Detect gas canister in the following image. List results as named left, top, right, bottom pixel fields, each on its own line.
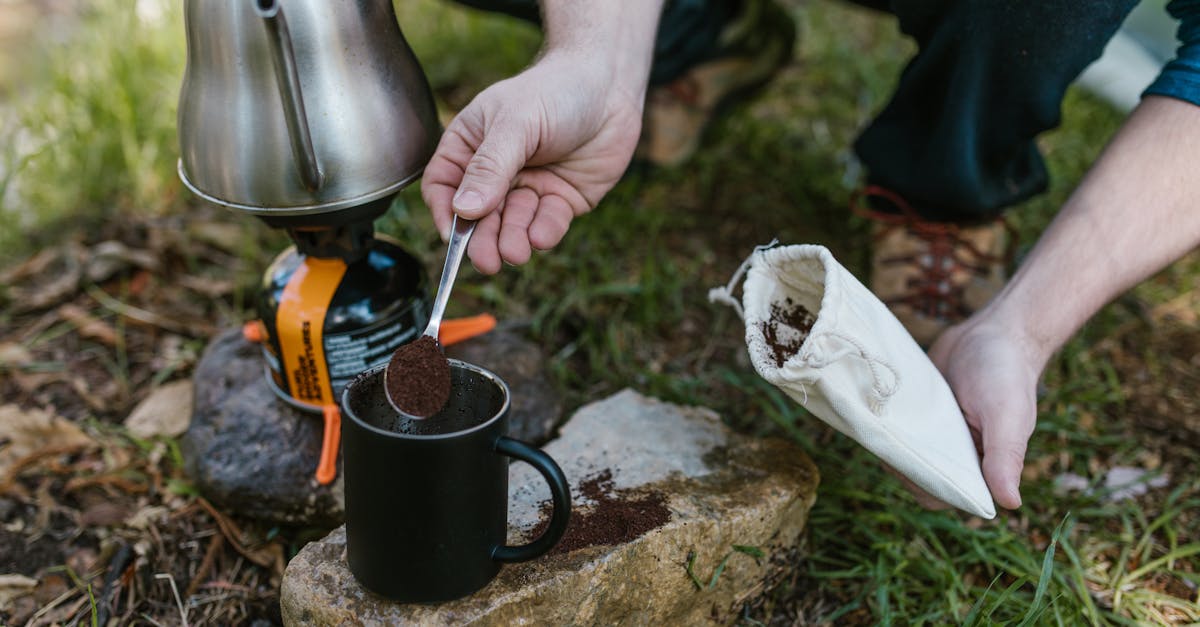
left=257, top=225, right=431, bottom=412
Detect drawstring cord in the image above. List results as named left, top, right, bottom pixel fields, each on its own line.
left=800, top=330, right=900, bottom=414
left=707, top=239, right=779, bottom=319
left=709, top=240, right=900, bottom=414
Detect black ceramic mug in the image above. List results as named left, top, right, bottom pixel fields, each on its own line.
left=340, top=359, right=571, bottom=602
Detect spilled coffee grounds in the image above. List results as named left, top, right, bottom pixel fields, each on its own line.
left=760, top=297, right=815, bottom=367
left=531, top=469, right=671, bottom=554
left=384, top=335, right=451, bottom=417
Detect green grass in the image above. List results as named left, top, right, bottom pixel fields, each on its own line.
left=5, top=0, right=1198, bottom=624
left=397, top=4, right=1199, bottom=622
left=0, top=0, right=186, bottom=263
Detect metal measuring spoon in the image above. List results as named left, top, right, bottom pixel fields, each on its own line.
left=383, top=215, right=477, bottom=418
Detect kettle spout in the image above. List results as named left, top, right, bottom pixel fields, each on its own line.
left=256, top=0, right=324, bottom=191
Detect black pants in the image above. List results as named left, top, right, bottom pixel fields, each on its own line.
left=450, top=0, right=1139, bottom=222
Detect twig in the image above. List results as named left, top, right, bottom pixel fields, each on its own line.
left=64, top=473, right=148, bottom=495
left=201, top=580, right=256, bottom=594
left=60, top=594, right=90, bottom=626
left=185, top=534, right=225, bottom=598
left=196, top=498, right=276, bottom=569
left=16, top=307, right=64, bottom=343
left=226, top=557, right=245, bottom=589
left=139, top=613, right=167, bottom=627
left=186, top=592, right=237, bottom=607
left=86, top=285, right=215, bottom=337
left=25, top=587, right=79, bottom=626
left=154, top=573, right=189, bottom=627
left=0, top=444, right=93, bottom=494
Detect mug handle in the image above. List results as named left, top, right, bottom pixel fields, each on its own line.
left=491, top=437, right=571, bottom=563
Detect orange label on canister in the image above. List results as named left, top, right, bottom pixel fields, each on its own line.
left=275, top=257, right=347, bottom=406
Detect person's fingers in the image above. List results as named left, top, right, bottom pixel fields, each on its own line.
left=467, top=208, right=504, bottom=275
left=497, top=188, right=538, bottom=265
left=422, top=123, right=480, bottom=241
left=424, top=182, right=455, bottom=243
left=453, top=117, right=527, bottom=221
left=976, top=393, right=1036, bottom=510
left=528, top=194, right=576, bottom=251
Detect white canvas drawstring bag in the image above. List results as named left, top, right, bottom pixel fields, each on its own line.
left=710, top=243, right=996, bottom=518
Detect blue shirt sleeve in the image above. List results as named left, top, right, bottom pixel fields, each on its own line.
left=1145, top=0, right=1200, bottom=105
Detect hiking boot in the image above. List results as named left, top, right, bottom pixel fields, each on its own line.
left=852, top=185, right=1016, bottom=347
left=635, top=0, right=796, bottom=168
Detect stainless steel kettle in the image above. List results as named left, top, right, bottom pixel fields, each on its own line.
left=177, top=0, right=441, bottom=218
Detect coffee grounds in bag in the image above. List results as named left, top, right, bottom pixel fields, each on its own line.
left=530, top=469, right=671, bottom=555
left=384, top=335, right=451, bottom=417
left=760, top=297, right=815, bottom=367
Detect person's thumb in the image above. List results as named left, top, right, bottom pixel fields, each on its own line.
left=977, top=393, right=1036, bottom=510
left=453, top=127, right=526, bottom=221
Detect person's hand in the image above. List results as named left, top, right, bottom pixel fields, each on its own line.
left=891, top=96, right=1200, bottom=513
left=926, top=316, right=1044, bottom=510
left=421, top=51, right=644, bottom=274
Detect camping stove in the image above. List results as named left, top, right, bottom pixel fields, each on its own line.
left=176, top=0, right=441, bottom=483
left=254, top=212, right=429, bottom=418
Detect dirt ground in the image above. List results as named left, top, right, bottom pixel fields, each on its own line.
left=1, top=207, right=289, bottom=625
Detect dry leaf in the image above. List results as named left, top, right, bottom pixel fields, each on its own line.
left=124, top=380, right=194, bottom=439
left=1148, top=291, right=1199, bottom=324
left=1077, top=410, right=1096, bottom=433
left=66, top=548, right=99, bottom=577
left=1021, top=454, right=1057, bottom=482
left=155, top=335, right=198, bottom=373
left=1053, top=472, right=1089, bottom=495
left=1104, top=466, right=1170, bottom=502
left=187, top=221, right=245, bottom=252
left=9, top=371, right=57, bottom=395
left=86, top=240, right=160, bottom=283
left=8, top=243, right=84, bottom=312
left=80, top=500, right=131, bottom=527
left=31, top=573, right=69, bottom=606
left=126, top=505, right=170, bottom=531
left=0, top=343, right=33, bottom=369
left=69, top=377, right=118, bottom=413
left=0, top=247, right=60, bottom=284
left=0, top=405, right=94, bottom=478
left=57, top=304, right=119, bottom=347
left=0, top=574, right=38, bottom=611
left=177, top=274, right=235, bottom=298
left=127, top=269, right=152, bottom=296
left=1137, top=450, right=1163, bottom=470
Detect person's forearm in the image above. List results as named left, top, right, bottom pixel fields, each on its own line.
left=540, top=0, right=665, bottom=97
left=984, top=95, right=1200, bottom=365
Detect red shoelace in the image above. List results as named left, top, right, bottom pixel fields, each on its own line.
left=850, top=185, right=1015, bottom=320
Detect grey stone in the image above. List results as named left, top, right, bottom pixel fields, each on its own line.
left=181, top=326, right=563, bottom=527
left=280, top=390, right=820, bottom=626
left=180, top=328, right=343, bottom=527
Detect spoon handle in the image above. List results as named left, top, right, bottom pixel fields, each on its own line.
left=424, top=215, right=477, bottom=338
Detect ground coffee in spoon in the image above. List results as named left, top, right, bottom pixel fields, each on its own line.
left=384, top=335, right=451, bottom=417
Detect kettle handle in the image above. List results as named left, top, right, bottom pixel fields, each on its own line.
left=256, top=0, right=324, bottom=191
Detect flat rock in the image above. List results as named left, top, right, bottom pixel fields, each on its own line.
left=181, top=326, right=563, bottom=527
left=280, top=390, right=820, bottom=625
